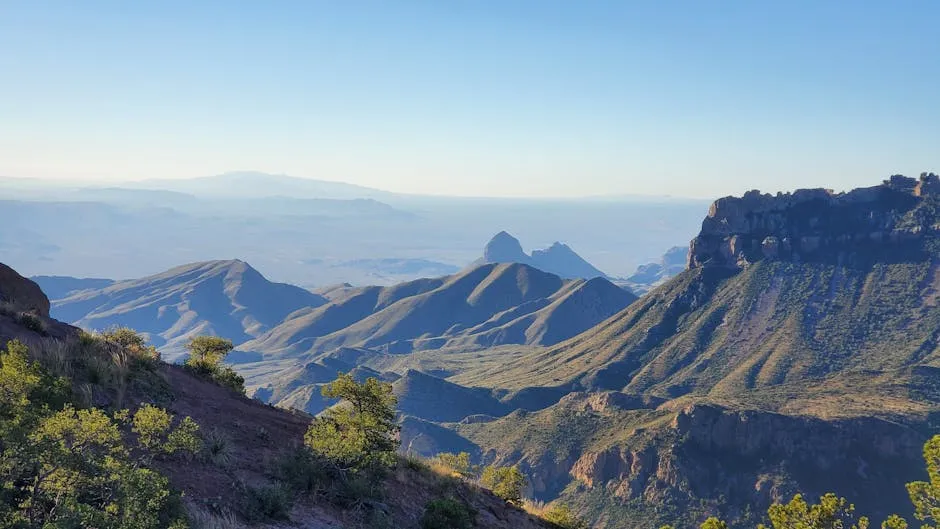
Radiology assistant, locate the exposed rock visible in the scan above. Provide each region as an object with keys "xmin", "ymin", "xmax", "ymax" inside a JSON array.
[
  {"xmin": 688, "ymin": 173, "xmax": 940, "ymax": 270},
  {"xmin": 0, "ymin": 262, "xmax": 50, "ymax": 316},
  {"xmin": 476, "ymin": 231, "xmax": 609, "ymax": 279}
]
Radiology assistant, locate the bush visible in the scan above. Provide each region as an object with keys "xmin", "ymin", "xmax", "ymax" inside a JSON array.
[
  {"xmin": 421, "ymin": 497, "xmax": 476, "ymax": 529},
  {"xmin": 273, "ymin": 447, "xmax": 329, "ymax": 493},
  {"xmin": 543, "ymin": 503, "xmax": 589, "ymax": 529},
  {"xmin": 480, "ymin": 464, "xmax": 527, "ymax": 506},
  {"xmin": 131, "ymin": 404, "xmax": 203, "ymax": 457},
  {"xmin": 202, "ymin": 428, "xmax": 233, "ymax": 467},
  {"xmin": 433, "ymin": 451, "xmax": 478, "ymax": 478},
  {"xmin": 304, "ymin": 373, "xmax": 399, "ymax": 471},
  {"xmin": 184, "ymin": 336, "xmax": 245, "ymax": 394},
  {"xmin": 17, "ymin": 312, "xmax": 46, "ymax": 334},
  {"xmin": 241, "ymin": 481, "xmax": 293, "ymax": 522}
]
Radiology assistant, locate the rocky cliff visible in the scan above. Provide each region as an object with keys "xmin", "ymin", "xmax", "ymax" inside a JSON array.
[{"xmin": 689, "ymin": 173, "xmax": 940, "ymax": 269}]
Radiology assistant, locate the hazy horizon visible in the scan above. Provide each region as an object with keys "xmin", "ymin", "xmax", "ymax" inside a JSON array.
[{"xmin": 3, "ymin": 2, "xmax": 937, "ymax": 199}]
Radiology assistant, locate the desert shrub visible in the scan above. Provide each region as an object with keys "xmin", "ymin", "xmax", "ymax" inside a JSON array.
[
  {"xmin": 432, "ymin": 451, "xmax": 478, "ymax": 478},
  {"xmin": 17, "ymin": 312, "xmax": 46, "ymax": 334},
  {"xmin": 420, "ymin": 497, "xmax": 476, "ymax": 529},
  {"xmin": 186, "ymin": 506, "xmax": 240, "ymax": 529},
  {"xmin": 542, "ymin": 503, "xmax": 589, "ymax": 529},
  {"xmin": 202, "ymin": 428, "xmax": 233, "ymax": 467},
  {"xmin": 184, "ymin": 336, "xmax": 245, "ymax": 394},
  {"xmin": 273, "ymin": 447, "xmax": 329, "ymax": 493},
  {"xmin": 480, "ymin": 464, "xmax": 527, "ymax": 506},
  {"xmin": 241, "ymin": 482, "xmax": 293, "ymax": 522},
  {"xmin": 304, "ymin": 373, "xmax": 399, "ymax": 471},
  {"xmin": 131, "ymin": 404, "xmax": 202, "ymax": 457}
]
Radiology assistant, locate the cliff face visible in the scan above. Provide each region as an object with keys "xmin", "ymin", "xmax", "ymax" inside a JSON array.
[
  {"xmin": 689, "ymin": 173, "xmax": 940, "ymax": 269},
  {"xmin": 569, "ymin": 404, "xmax": 925, "ymax": 522}
]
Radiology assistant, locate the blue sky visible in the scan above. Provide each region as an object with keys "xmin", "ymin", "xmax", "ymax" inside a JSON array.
[{"xmin": 1, "ymin": 1, "xmax": 937, "ymax": 198}]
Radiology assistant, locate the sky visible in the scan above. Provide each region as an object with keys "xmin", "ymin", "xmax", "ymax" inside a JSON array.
[{"xmin": 1, "ymin": 1, "xmax": 938, "ymax": 199}]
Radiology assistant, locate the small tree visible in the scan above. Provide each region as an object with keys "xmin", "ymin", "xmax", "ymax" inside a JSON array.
[
  {"xmin": 759, "ymin": 493, "xmax": 869, "ymax": 529},
  {"xmin": 480, "ymin": 464, "xmax": 527, "ymax": 506},
  {"xmin": 131, "ymin": 404, "xmax": 202, "ymax": 457},
  {"xmin": 184, "ymin": 336, "xmax": 244, "ymax": 394},
  {"xmin": 304, "ymin": 373, "xmax": 399, "ymax": 471}
]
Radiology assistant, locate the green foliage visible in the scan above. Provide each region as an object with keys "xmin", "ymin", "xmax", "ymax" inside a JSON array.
[
  {"xmin": 240, "ymin": 481, "xmax": 293, "ymax": 522},
  {"xmin": 201, "ymin": 428, "xmax": 233, "ymax": 467},
  {"xmin": 420, "ymin": 497, "xmax": 476, "ymax": 529},
  {"xmin": 906, "ymin": 434, "xmax": 940, "ymax": 528},
  {"xmin": 304, "ymin": 373, "xmax": 399, "ymax": 471},
  {"xmin": 701, "ymin": 517, "xmax": 729, "ymax": 529},
  {"xmin": 131, "ymin": 404, "xmax": 202, "ymax": 456},
  {"xmin": 543, "ymin": 503, "xmax": 589, "ymax": 529},
  {"xmin": 433, "ymin": 451, "xmax": 478, "ymax": 478},
  {"xmin": 758, "ymin": 493, "xmax": 869, "ymax": 529},
  {"xmin": 0, "ymin": 340, "xmax": 187, "ymax": 529},
  {"xmin": 480, "ymin": 464, "xmax": 527, "ymax": 506},
  {"xmin": 183, "ymin": 336, "xmax": 244, "ymax": 394}
]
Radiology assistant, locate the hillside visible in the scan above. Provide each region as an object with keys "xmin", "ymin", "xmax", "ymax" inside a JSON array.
[
  {"xmin": 476, "ymin": 231, "xmax": 610, "ymax": 279},
  {"xmin": 621, "ymin": 246, "xmax": 687, "ymax": 294},
  {"xmin": 0, "ymin": 261, "xmax": 559, "ymax": 529},
  {"xmin": 50, "ymin": 260, "xmax": 328, "ymax": 361},
  {"xmin": 423, "ymin": 174, "xmax": 940, "ymax": 527},
  {"xmin": 240, "ymin": 262, "xmax": 635, "ymax": 359}
]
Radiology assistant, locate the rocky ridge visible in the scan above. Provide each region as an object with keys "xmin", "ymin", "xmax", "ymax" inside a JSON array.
[{"xmin": 689, "ymin": 173, "xmax": 940, "ymax": 269}]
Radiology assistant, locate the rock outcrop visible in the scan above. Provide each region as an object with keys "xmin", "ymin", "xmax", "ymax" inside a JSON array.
[
  {"xmin": 570, "ymin": 404, "xmax": 925, "ymax": 519},
  {"xmin": 476, "ymin": 231, "xmax": 609, "ymax": 279},
  {"xmin": 689, "ymin": 173, "xmax": 940, "ymax": 269},
  {"xmin": 0, "ymin": 262, "xmax": 50, "ymax": 316}
]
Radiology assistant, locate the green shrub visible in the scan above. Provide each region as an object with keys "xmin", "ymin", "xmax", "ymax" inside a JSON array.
[
  {"xmin": 480, "ymin": 464, "xmax": 527, "ymax": 506},
  {"xmin": 421, "ymin": 497, "xmax": 476, "ymax": 529},
  {"xmin": 304, "ymin": 373, "xmax": 399, "ymax": 471},
  {"xmin": 131, "ymin": 404, "xmax": 202, "ymax": 457},
  {"xmin": 183, "ymin": 336, "xmax": 245, "ymax": 394},
  {"xmin": 543, "ymin": 503, "xmax": 589, "ymax": 529},
  {"xmin": 433, "ymin": 451, "xmax": 478, "ymax": 477},
  {"xmin": 273, "ymin": 447, "xmax": 328, "ymax": 493},
  {"xmin": 202, "ymin": 428, "xmax": 233, "ymax": 467},
  {"xmin": 241, "ymin": 481, "xmax": 293, "ymax": 522}
]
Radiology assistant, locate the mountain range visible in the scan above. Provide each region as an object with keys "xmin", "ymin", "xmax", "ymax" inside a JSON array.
[
  {"xmin": 11, "ymin": 171, "xmax": 940, "ymax": 528},
  {"xmin": 47, "ymin": 260, "xmax": 327, "ymax": 361}
]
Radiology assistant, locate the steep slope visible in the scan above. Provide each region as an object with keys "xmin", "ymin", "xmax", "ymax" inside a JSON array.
[
  {"xmin": 422, "ymin": 174, "xmax": 940, "ymax": 528},
  {"xmin": 51, "ymin": 260, "xmax": 328, "ymax": 360},
  {"xmin": 476, "ymin": 231, "xmax": 609, "ymax": 279},
  {"xmin": 0, "ymin": 262, "xmax": 556, "ymax": 529},
  {"xmin": 241, "ymin": 263, "xmax": 635, "ymax": 358}
]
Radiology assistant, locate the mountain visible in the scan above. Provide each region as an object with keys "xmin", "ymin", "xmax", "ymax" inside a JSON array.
[
  {"xmin": 127, "ymin": 171, "xmax": 394, "ymax": 200},
  {"xmin": 239, "ymin": 262, "xmax": 636, "ymax": 360},
  {"xmin": 425, "ymin": 173, "xmax": 940, "ymax": 527},
  {"xmin": 476, "ymin": 231, "xmax": 609, "ymax": 279},
  {"xmin": 31, "ymin": 275, "xmax": 116, "ymax": 301},
  {"xmin": 50, "ymin": 260, "xmax": 328, "ymax": 361},
  {"xmin": 621, "ymin": 245, "xmax": 688, "ymax": 293},
  {"xmin": 0, "ymin": 261, "xmax": 557, "ymax": 529}
]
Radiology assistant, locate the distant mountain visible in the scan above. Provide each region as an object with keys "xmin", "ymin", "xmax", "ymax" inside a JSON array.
[
  {"xmin": 475, "ymin": 231, "xmax": 609, "ymax": 279},
  {"xmin": 31, "ymin": 275, "xmax": 115, "ymax": 301},
  {"xmin": 127, "ymin": 171, "xmax": 393, "ymax": 200},
  {"xmin": 619, "ymin": 245, "xmax": 687, "ymax": 293},
  {"xmin": 240, "ymin": 262, "xmax": 636, "ymax": 360},
  {"xmin": 50, "ymin": 260, "xmax": 328, "ymax": 361}
]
